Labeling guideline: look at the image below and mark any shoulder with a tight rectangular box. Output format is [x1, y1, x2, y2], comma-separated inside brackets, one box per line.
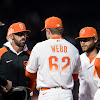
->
[33, 40, 49, 49]
[94, 51, 100, 65]
[80, 52, 86, 57]
[65, 39, 78, 49]
[64, 40, 79, 54]
[96, 50, 100, 58]
[26, 50, 31, 55]
[0, 47, 8, 59]
[80, 53, 87, 60]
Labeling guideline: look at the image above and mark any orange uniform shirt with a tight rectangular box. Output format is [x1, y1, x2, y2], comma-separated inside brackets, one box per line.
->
[94, 58, 100, 78]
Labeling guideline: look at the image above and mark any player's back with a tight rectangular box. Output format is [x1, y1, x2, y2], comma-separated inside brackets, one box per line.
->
[33, 38, 80, 90]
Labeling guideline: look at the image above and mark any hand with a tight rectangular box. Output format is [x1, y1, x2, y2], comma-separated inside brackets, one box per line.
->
[5, 80, 12, 90]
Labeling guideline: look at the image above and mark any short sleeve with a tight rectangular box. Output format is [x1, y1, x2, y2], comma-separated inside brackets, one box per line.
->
[73, 53, 82, 74]
[26, 47, 39, 73]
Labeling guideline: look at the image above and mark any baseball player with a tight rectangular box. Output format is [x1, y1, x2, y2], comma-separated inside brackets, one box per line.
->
[94, 51, 100, 100]
[76, 27, 99, 100]
[25, 16, 81, 100]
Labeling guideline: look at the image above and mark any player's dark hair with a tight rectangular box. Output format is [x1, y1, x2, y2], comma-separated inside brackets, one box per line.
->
[96, 37, 100, 51]
[48, 28, 64, 35]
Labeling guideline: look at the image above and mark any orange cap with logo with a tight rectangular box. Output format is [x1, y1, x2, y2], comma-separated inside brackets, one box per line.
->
[75, 27, 98, 39]
[7, 22, 30, 36]
[41, 16, 63, 31]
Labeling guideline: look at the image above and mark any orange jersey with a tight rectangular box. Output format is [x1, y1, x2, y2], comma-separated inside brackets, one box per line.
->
[94, 58, 100, 78]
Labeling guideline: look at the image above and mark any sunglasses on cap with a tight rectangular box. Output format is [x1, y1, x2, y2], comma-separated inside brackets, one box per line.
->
[79, 37, 94, 42]
[14, 32, 28, 36]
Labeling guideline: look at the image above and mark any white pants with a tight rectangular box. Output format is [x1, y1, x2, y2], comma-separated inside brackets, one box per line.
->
[38, 87, 73, 100]
[94, 89, 100, 100]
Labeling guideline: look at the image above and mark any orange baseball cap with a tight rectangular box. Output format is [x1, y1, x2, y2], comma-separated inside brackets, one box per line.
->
[75, 27, 98, 39]
[41, 16, 63, 31]
[7, 22, 30, 36]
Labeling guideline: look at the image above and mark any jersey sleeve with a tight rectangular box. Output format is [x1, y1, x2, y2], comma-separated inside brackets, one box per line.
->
[73, 52, 82, 74]
[26, 46, 39, 73]
[72, 74, 79, 81]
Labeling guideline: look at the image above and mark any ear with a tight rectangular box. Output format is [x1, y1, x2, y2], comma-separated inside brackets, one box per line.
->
[46, 28, 51, 33]
[10, 34, 14, 40]
[6, 34, 13, 41]
[6, 36, 9, 41]
[94, 37, 98, 43]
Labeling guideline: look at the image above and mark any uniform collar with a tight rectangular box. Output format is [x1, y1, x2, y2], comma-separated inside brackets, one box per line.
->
[4, 41, 28, 55]
[50, 36, 64, 39]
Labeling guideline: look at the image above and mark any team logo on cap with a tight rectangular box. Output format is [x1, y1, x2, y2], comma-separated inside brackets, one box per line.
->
[81, 29, 85, 35]
[93, 33, 95, 36]
[19, 24, 23, 29]
[57, 24, 60, 27]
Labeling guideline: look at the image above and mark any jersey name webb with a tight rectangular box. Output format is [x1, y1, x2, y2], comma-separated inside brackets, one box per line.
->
[51, 45, 67, 53]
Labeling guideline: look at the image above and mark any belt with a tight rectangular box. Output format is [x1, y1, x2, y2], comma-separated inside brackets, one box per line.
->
[41, 86, 65, 91]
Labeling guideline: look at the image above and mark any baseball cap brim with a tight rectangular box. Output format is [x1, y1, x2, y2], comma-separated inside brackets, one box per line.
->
[12, 30, 31, 34]
[75, 36, 96, 40]
[41, 27, 46, 31]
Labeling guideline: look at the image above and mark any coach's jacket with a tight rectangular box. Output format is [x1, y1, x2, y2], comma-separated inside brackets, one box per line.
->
[0, 41, 30, 87]
[79, 51, 100, 100]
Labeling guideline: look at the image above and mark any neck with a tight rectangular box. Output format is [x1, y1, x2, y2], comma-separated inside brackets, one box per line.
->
[11, 42, 23, 53]
[50, 34, 62, 38]
[86, 48, 98, 57]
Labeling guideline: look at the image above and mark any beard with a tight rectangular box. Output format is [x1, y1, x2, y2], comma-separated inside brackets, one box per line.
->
[13, 37, 26, 47]
[81, 43, 96, 53]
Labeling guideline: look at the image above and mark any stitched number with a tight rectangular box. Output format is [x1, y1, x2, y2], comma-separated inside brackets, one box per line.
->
[49, 56, 70, 73]
[49, 56, 58, 72]
[62, 57, 70, 72]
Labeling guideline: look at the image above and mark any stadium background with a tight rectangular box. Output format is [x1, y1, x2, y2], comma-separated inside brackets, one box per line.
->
[0, 0, 100, 99]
